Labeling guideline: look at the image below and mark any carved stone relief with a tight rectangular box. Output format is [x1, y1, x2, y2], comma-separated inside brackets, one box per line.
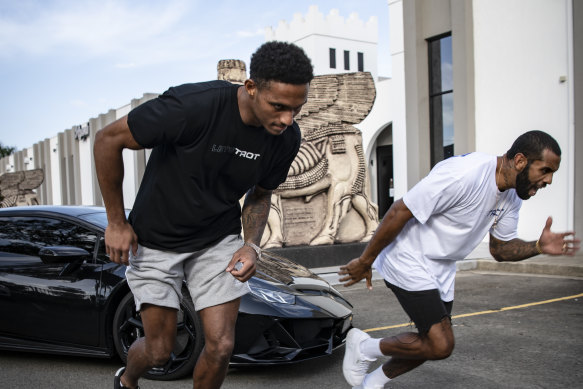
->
[217, 60, 246, 85]
[0, 169, 44, 208]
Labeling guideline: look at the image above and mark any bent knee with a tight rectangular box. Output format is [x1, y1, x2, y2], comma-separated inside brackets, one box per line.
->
[147, 348, 173, 367]
[426, 319, 455, 360]
[429, 338, 455, 360]
[145, 341, 174, 367]
[205, 337, 235, 361]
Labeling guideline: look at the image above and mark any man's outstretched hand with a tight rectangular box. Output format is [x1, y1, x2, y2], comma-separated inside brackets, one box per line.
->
[538, 216, 580, 256]
[338, 258, 373, 290]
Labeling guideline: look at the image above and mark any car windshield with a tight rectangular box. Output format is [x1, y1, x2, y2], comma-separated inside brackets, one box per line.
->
[77, 210, 130, 229]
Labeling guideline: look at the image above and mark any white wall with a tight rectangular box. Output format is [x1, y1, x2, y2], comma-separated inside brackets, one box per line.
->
[24, 147, 34, 170]
[387, 0, 408, 200]
[78, 136, 94, 205]
[49, 136, 62, 205]
[299, 35, 377, 77]
[473, 0, 573, 238]
[5, 155, 15, 172]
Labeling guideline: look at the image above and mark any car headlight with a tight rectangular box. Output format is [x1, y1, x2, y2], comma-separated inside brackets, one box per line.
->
[247, 283, 296, 304]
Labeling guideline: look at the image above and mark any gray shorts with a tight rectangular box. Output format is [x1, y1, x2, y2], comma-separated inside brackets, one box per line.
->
[126, 234, 249, 312]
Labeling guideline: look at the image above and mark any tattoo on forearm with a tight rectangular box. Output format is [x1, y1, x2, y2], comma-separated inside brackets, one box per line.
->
[242, 191, 271, 243]
[490, 237, 538, 262]
[242, 200, 269, 227]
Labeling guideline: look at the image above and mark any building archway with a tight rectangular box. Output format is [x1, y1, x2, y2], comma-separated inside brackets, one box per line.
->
[368, 122, 393, 218]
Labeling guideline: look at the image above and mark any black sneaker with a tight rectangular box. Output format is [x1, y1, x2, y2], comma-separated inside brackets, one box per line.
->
[114, 367, 125, 389]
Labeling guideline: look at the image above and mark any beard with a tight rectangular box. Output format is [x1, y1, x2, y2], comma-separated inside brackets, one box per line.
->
[515, 161, 533, 200]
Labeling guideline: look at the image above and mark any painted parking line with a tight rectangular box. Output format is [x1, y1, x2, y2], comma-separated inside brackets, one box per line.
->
[364, 292, 583, 334]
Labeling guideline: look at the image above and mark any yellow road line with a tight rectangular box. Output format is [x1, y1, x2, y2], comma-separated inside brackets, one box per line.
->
[364, 292, 583, 334]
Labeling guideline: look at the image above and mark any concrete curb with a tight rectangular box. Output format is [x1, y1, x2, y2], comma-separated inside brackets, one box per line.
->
[470, 259, 583, 278]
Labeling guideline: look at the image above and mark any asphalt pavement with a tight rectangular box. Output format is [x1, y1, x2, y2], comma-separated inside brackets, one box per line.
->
[1, 243, 581, 388]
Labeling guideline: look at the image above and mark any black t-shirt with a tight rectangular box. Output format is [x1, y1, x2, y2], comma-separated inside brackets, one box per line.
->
[127, 80, 301, 252]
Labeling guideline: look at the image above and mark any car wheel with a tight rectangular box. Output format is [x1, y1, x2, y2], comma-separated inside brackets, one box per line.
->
[112, 289, 204, 381]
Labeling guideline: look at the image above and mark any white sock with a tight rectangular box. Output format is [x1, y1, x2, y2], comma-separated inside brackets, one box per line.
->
[360, 338, 383, 359]
[363, 365, 391, 388]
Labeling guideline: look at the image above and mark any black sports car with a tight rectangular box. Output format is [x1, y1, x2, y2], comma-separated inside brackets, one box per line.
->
[0, 206, 353, 380]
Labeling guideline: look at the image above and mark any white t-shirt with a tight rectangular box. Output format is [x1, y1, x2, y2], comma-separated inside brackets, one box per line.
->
[373, 152, 522, 301]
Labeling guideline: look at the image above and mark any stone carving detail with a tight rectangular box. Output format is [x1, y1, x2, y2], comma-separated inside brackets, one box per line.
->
[217, 60, 246, 85]
[278, 139, 328, 190]
[265, 72, 379, 247]
[0, 169, 44, 208]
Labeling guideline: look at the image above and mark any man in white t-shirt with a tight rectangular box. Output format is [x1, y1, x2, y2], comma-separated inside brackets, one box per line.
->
[338, 131, 580, 389]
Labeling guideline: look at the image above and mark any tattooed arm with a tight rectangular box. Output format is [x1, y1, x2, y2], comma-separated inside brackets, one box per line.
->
[490, 216, 580, 262]
[489, 235, 539, 262]
[225, 185, 272, 281]
[240, 185, 272, 247]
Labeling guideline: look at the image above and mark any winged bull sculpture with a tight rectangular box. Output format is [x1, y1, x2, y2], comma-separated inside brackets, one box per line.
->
[262, 72, 379, 247]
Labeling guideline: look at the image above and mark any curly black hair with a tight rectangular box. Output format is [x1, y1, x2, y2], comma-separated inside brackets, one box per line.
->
[249, 41, 314, 88]
[506, 130, 561, 161]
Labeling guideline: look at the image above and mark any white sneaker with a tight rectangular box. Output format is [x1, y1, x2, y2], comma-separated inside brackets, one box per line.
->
[343, 328, 376, 386]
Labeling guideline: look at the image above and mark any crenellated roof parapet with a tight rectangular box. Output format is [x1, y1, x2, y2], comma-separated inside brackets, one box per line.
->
[265, 5, 377, 44]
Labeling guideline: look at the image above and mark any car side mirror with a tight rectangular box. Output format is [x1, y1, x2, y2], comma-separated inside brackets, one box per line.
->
[39, 246, 91, 264]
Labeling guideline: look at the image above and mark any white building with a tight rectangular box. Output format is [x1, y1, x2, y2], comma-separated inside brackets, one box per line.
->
[266, 5, 379, 80]
[391, 0, 581, 240]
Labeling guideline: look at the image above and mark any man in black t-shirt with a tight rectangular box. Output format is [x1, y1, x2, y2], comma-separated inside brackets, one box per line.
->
[94, 42, 313, 389]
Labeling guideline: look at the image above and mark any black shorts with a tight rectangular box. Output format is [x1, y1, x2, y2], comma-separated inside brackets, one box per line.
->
[385, 280, 453, 334]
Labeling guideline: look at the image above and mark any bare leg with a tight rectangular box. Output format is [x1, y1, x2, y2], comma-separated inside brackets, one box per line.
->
[192, 298, 240, 389]
[121, 304, 178, 388]
[380, 317, 454, 380]
[383, 358, 426, 379]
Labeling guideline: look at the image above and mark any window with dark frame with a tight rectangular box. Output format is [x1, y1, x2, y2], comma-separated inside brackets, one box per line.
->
[358, 52, 364, 71]
[0, 216, 98, 258]
[344, 50, 350, 70]
[329, 48, 336, 69]
[427, 33, 454, 167]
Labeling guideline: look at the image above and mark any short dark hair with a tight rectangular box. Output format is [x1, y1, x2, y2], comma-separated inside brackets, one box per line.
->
[249, 41, 314, 88]
[506, 130, 561, 161]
